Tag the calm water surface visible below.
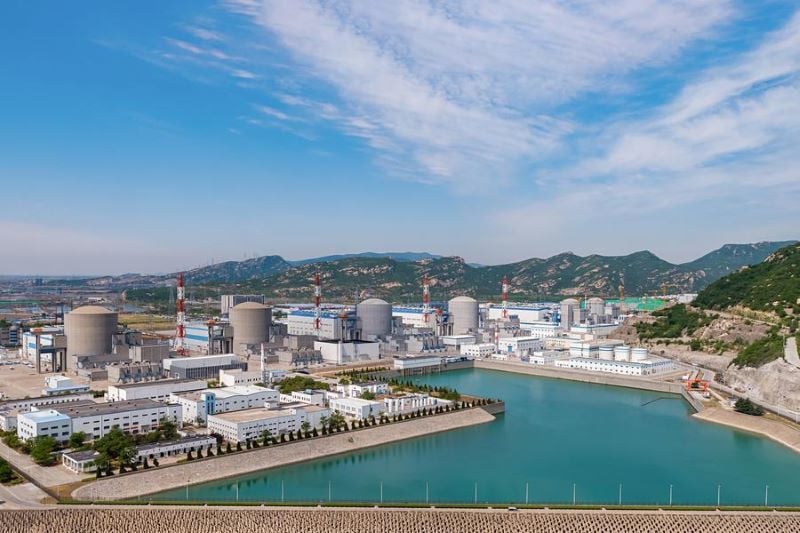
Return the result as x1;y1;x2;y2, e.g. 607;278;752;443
154;369;800;506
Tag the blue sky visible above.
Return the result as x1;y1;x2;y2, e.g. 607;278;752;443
1;0;798;275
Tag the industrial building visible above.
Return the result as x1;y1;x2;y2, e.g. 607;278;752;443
487;305;551;324
218;368;263;387
554;356;674;376
497;336;543;357
393;354;443;374
314;339;380;364
106;378;206;402
221;294;266;316
162;354;247;380
287;310;348;339
206;404;329;444
169;384;279;424
392;307;430;328
17;399;182;442
460;343;496;358
329;397;383;419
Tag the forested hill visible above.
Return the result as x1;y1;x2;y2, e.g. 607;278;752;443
694;243;800;315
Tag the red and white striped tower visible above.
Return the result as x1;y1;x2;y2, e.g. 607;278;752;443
501;276;509;319
175;272;187;356
422;275;431;325
314;273;322;333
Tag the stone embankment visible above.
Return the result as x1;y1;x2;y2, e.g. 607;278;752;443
1;508;799;533
72;407;497;501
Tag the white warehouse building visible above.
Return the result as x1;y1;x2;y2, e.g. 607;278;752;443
287;310;343;339
497;336;543;356
329;397;383;419
170;385;279;424
460;343;496;358
314;340;380;364
207;404;330;444
107;379;206;402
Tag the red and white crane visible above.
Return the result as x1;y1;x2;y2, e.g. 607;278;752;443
314;272;322;333
501;275;509;319
175;272;187;356
422;275;431;325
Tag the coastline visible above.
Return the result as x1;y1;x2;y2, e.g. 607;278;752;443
71;407;497;501
693;407;800;455
470;359;800;457
472;359;704;411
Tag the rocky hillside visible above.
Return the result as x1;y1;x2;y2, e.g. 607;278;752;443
80;241;796;300
203;242;794;302
694;242;800;315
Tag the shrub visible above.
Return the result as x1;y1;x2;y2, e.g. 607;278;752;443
734;398;764;416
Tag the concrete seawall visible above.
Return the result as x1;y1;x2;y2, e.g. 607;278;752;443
472;360;704;412
71;408;496;502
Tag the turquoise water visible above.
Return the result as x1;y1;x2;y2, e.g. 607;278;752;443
153;369;800;506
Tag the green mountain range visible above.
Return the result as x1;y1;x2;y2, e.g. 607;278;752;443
143;240;794;303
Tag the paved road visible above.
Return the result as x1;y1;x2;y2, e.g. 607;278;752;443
0;483;48;509
785;336;799;368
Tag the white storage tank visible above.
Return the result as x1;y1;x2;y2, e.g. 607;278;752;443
598;346;614;360
632;347;648;362
230;302;272;355
357;298;392;338
65;305;118;358
448;296;479;335
614;345;631;362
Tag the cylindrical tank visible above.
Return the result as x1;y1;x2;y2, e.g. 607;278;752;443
230;302;272;355
448;296;479;335
560;298;579;331
632;347;648;362
598;346;614;360
587;297;605;317
65;305;118;358
614;345;631;362
357;298;392;338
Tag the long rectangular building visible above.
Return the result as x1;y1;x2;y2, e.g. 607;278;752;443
107;379;207;402
162;354;247;379
207;405;329;444
16;399;182;442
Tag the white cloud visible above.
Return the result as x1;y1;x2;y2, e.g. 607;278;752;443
493;11;800;261
225;0;732;189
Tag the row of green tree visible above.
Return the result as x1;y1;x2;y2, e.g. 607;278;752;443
388;379;462;401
